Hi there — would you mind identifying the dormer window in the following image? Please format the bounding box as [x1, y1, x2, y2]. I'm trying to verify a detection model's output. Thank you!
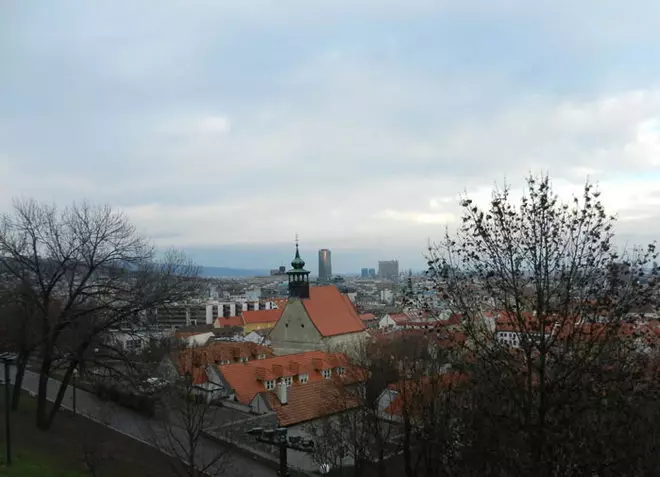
[265, 380, 275, 391]
[257, 354, 266, 360]
[283, 376, 293, 387]
[239, 356, 248, 363]
[322, 369, 332, 379]
[298, 373, 309, 384]
[336, 367, 346, 376]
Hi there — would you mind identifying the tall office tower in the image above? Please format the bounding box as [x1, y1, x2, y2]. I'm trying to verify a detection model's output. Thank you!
[378, 260, 399, 281]
[318, 249, 332, 282]
[360, 268, 369, 279]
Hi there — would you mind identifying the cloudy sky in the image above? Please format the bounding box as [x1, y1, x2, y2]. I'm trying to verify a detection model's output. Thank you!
[2, 1, 660, 273]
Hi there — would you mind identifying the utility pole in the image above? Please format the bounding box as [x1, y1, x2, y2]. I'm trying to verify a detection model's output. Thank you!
[0, 353, 17, 466]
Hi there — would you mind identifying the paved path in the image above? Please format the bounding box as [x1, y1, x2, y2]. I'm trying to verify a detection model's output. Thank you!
[1, 366, 275, 477]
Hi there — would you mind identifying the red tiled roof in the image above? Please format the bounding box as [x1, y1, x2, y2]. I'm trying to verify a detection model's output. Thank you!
[175, 341, 274, 385]
[217, 350, 356, 405]
[302, 286, 365, 337]
[384, 373, 466, 416]
[389, 314, 409, 325]
[215, 316, 245, 328]
[242, 308, 283, 324]
[261, 380, 361, 426]
[359, 313, 377, 321]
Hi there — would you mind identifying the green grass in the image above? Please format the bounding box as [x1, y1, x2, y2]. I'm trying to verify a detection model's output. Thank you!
[0, 451, 83, 477]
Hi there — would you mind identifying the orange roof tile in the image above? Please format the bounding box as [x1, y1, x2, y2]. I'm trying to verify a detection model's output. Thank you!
[359, 313, 377, 321]
[242, 308, 283, 324]
[175, 341, 274, 384]
[261, 380, 362, 426]
[215, 315, 245, 328]
[302, 286, 365, 337]
[389, 313, 409, 324]
[384, 373, 466, 416]
[217, 350, 356, 405]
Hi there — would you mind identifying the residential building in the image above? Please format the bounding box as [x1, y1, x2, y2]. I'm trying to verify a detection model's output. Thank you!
[378, 313, 409, 329]
[213, 350, 362, 426]
[242, 308, 284, 333]
[359, 313, 379, 328]
[378, 260, 399, 281]
[165, 341, 274, 402]
[318, 249, 332, 282]
[107, 328, 173, 353]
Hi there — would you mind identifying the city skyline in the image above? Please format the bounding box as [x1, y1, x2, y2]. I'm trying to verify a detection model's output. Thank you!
[3, 2, 660, 270]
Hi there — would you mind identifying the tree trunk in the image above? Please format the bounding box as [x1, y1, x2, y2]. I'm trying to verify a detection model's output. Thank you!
[45, 362, 76, 427]
[11, 350, 29, 410]
[36, 355, 52, 429]
[403, 418, 414, 477]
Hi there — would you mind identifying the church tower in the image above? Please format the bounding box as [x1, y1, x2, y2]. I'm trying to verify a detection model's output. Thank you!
[287, 237, 310, 299]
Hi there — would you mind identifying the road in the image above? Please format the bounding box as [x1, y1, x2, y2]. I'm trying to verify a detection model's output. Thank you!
[1, 365, 275, 477]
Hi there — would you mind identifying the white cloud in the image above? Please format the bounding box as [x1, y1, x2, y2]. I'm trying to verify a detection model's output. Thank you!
[4, 0, 660, 268]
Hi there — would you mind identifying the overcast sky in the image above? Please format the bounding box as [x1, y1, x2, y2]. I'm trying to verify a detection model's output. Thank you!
[2, 1, 660, 273]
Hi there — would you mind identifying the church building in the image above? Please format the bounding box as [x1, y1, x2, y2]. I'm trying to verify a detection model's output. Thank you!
[268, 241, 367, 355]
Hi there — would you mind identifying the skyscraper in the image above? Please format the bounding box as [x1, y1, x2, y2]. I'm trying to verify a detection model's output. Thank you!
[378, 260, 399, 281]
[318, 249, 332, 282]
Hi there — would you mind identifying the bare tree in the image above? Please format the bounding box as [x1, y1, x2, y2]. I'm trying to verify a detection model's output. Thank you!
[424, 175, 660, 476]
[0, 198, 200, 428]
[148, 376, 230, 477]
[311, 333, 452, 477]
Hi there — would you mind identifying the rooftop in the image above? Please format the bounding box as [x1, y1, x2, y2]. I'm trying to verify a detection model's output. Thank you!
[217, 350, 358, 405]
[262, 380, 362, 426]
[242, 308, 284, 324]
[301, 286, 365, 337]
[176, 341, 274, 384]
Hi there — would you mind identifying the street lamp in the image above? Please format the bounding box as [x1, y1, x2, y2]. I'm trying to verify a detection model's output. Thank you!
[72, 367, 79, 417]
[246, 426, 318, 477]
[0, 352, 17, 466]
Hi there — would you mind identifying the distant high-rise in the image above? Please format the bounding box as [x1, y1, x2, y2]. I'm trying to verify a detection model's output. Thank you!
[318, 249, 332, 282]
[378, 260, 399, 281]
[360, 268, 377, 279]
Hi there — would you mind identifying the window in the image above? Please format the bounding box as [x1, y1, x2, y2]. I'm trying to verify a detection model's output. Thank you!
[336, 367, 346, 376]
[322, 369, 332, 379]
[239, 356, 248, 363]
[265, 380, 275, 391]
[257, 354, 266, 360]
[298, 373, 309, 384]
[283, 376, 293, 387]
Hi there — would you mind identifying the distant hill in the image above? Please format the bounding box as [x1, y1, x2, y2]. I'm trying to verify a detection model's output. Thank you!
[200, 266, 270, 278]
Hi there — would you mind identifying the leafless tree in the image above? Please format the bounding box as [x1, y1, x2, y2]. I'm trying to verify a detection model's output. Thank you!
[311, 334, 454, 477]
[148, 376, 230, 477]
[0, 198, 200, 428]
[423, 175, 660, 476]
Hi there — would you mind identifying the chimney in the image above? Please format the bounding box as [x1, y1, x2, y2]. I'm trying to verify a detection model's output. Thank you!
[272, 364, 284, 377]
[289, 362, 299, 374]
[276, 379, 288, 405]
[312, 358, 323, 370]
[256, 367, 267, 380]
